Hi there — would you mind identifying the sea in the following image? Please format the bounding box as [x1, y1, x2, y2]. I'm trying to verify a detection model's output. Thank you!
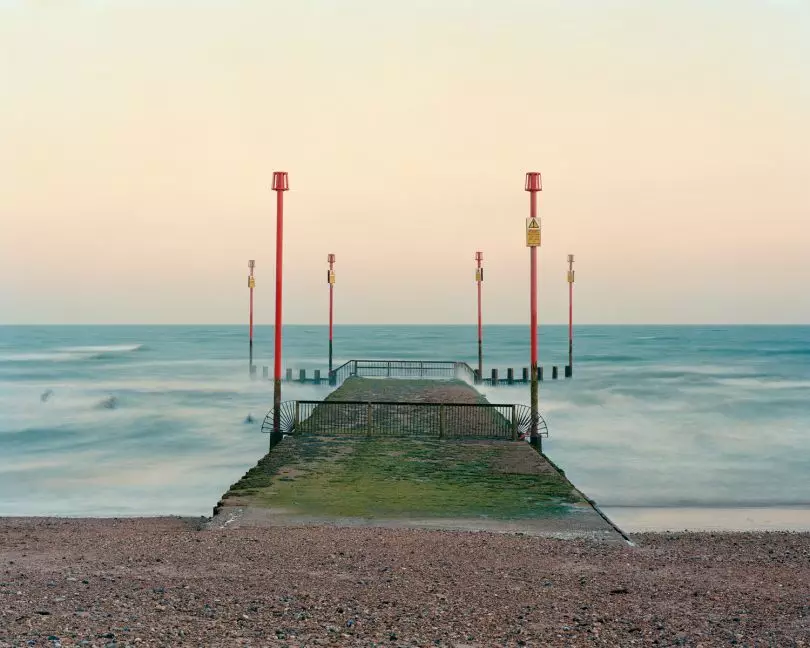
[1, 325, 808, 532]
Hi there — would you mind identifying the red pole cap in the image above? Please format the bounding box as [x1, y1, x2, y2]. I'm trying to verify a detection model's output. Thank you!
[327, 253, 336, 264]
[272, 171, 289, 191]
[524, 172, 542, 192]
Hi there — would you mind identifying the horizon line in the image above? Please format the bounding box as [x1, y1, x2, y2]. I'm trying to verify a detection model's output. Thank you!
[1, 323, 808, 328]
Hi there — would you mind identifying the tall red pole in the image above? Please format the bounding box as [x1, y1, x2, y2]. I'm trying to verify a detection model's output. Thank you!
[567, 254, 575, 377]
[327, 253, 335, 375]
[525, 172, 542, 448]
[271, 171, 289, 446]
[248, 259, 255, 373]
[475, 251, 483, 380]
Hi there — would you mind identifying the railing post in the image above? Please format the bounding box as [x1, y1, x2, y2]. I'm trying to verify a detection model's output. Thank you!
[294, 402, 300, 430]
[366, 402, 373, 438]
[387, 361, 391, 378]
[262, 366, 269, 379]
[511, 405, 518, 441]
[329, 371, 336, 386]
[299, 368, 306, 383]
[314, 369, 321, 385]
[491, 368, 498, 386]
[507, 368, 514, 385]
[473, 369, 481, 385]
[286, 368, 293, 381]
[522, 367, 529, 383]
[439, 404, 445, 439]
[420, 361, 424, 378]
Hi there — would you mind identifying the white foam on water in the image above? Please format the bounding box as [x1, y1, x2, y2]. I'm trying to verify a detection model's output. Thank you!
[59, 344, 144, 353]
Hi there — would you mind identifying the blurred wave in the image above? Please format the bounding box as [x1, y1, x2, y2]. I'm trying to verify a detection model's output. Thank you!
[0, 324, 808, 518]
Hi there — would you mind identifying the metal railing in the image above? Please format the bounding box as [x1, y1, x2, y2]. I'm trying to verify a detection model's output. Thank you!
[328, 359, 477, 386]
[261, 400, 548, 440]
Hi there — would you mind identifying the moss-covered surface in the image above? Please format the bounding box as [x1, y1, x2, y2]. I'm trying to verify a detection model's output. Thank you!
[221, 377, 583, 522]
[223, 435, 581, 519]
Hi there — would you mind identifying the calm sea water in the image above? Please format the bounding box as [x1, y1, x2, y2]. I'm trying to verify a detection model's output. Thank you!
[1, 325, 808, 530]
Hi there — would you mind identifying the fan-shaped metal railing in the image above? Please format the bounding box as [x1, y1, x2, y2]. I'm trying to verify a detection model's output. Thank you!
[260, 400, 297, 436]
[513, 404, 549, 439]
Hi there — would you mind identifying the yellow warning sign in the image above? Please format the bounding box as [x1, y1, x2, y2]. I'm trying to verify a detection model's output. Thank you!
[248, 277, 256, 288]
[475, 268, 483, 282]
[327, 270, 336, 285]
[567, 270, 575, 283]
[526, 217, 541, 247]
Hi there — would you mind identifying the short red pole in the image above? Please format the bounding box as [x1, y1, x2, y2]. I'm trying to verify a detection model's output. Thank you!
[248, 259, 255, 373]
[327, 253, 335, 375]
[271, 171, 289, 446]
[475, 251, 483, 380]
[525, 172, 542, 448]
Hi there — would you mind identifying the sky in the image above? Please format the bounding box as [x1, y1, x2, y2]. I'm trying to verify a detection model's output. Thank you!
[1, 0, 809, 325]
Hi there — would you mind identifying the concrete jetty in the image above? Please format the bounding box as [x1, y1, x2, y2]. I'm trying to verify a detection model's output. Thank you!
[213, 378, 624, 542]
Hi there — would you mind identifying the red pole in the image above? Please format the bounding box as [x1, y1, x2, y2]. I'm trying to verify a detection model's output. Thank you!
[271, 171, 289, 446]
[248, 259, 255, 373]
[525, 172, 542, 448]
[327, 253, 335, 375]
[475, 251, 483, 380]
[567, 254, 575, 377]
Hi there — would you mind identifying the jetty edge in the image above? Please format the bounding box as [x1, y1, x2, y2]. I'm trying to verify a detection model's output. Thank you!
[212, 376, 626, 542]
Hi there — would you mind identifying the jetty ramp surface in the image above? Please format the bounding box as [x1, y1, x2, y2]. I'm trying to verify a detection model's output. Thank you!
[213, 377, 622, 542]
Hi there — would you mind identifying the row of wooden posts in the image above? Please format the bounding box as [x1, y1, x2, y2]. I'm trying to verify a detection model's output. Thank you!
[250, 365, 572, 385]
[475, 365, 573, 384]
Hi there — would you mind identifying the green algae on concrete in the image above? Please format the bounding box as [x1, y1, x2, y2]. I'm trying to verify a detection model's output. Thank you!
[223, 435, 581, 520]
[217, 378, 611, 532]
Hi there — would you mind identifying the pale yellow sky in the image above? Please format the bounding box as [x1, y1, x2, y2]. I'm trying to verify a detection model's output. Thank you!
[1, 1, 809, 324]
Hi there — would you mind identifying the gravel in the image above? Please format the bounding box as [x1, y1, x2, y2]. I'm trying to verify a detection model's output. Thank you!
[1, 517, 807, 647]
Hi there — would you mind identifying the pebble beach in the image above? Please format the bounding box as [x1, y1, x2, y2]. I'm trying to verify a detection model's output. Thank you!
[1, 517, 807, 647]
